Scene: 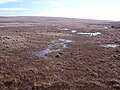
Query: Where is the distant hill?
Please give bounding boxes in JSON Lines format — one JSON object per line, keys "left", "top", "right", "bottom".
{"left": 0, "top": 16, "right": 113, "bottom": 24}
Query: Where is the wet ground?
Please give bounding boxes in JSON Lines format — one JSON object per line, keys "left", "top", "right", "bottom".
{"left": 32, "top": 39, "right": 72, "bottom": 59}
{"left": 0, "top": 16, "right": 120, "bottom": 90}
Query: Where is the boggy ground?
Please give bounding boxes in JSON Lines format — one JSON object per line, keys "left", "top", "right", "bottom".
{"left": 0, "top": 17, "right": 120, "bottom": 90}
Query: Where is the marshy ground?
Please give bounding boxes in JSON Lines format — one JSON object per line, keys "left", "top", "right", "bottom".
{"left": 0, "top": 17, "right": 120, "bottom": 90}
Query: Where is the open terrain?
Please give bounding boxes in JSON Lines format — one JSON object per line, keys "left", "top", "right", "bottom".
{"left": 0, "top": 16, "right": 120, "bottom": 90}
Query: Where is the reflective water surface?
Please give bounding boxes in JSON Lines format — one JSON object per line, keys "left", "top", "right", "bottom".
{"left": 32, "top": 39, "right": 72, "bottom": 59}
{"left": 77, "top": 32, "right": 101, "bottom": 36}
{"left": 100, "top": 44, "right": 119, "bottom": 48}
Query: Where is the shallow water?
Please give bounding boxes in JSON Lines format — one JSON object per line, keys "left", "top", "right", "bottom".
{"left": 100, "top": 44, "right": 119, "bottom": 48}
{"left": 32, "top": 47, "right": 51, "bottom": 58}
{"left": 32, "top": 46, "right": 61, "bottom": 59}
{"left": 77, "top": 32, "right": 101, "bottom": 36}
{"left": 58, "top": 39, "right": 72, "bottom": 43}
{"left": 32, "top": 39, "right": 72, "bottom": 59}
{"left": 71, "top": 30, "right": 77, "bottom": 33}
{"left": 61, "top": 28, "right": 69, "bottom": 31}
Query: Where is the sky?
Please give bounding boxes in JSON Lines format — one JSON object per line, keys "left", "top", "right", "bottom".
{"left": 0, "top": 0, "right": 120, "bottom": 21}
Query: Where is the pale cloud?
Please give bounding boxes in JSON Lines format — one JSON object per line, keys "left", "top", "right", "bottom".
{"left": 48, "top": 0, "right": 67, "bottom": 7}
{"left": 0, "top": 11, "right": 15, "bottom": 15}
{"left": 32, "top": 1, "right": 42, "bottom": 4}
{"left": 0, "top": 0, "right": 23, "bottom": 4}
{"left": 0, "top": 8, "right": 30, "bottom": 11}
{"left": 0, "top": 0, "right": 119, "bottom": 21}
{"left": 33, "top": 6, "right": 120, "bottom": 21}
{"left": 48, "top": 0, "right": 79, "bottom": 7}
{"left": 35, "top": 0, "right": 120, "bottom": 21}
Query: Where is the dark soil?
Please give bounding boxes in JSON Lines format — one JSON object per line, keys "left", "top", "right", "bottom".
{"left": 0, "top": 16, "right": 120, "bottom": 90}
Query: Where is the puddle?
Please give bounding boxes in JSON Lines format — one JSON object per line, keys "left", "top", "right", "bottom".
{"left": 77, "top": 32, "right": 101, "bottom": 36}
{"left": 58, "top": 39, "right": 72, "bottom": 48}
{"left": 32, "top": 47, "right": 51, "bottom": 59}
{"left": 61, "top": 28, "right": 69, "bottom": 31}
{"left": 32, "top": 39, "right": 72, "bottom": 59}
{"left": 32, "top": 46, "right": 61, "bottom": 59}
{"left": 100, "top": 44, "right": 119, "bottom": 48}
{"left": 71, "top": 30, "right": 77, "bottom": 33}
{"left": 58, "top": 39, "right": 72, "bottom": 43}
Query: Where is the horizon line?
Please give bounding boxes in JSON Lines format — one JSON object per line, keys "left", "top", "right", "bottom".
{"left": 0, "top": 16, "right": 118, "bottom": 22}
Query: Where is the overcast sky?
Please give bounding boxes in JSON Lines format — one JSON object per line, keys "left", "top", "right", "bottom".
{"left": 0, "top": 0, "right": 120, "bottom": 21}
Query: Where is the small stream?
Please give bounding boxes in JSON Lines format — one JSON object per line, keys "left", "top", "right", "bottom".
{"left": 77, "top": 32, "right": 101, "bottom": 36}
{"left": 100, "top": 44, "right": 120, "bottom": 48}
{"left": 32, "top": 39, "right": 72, "bottom": 59}
{"left": 60, "top": 28, "right": 101, "bottom": 36}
